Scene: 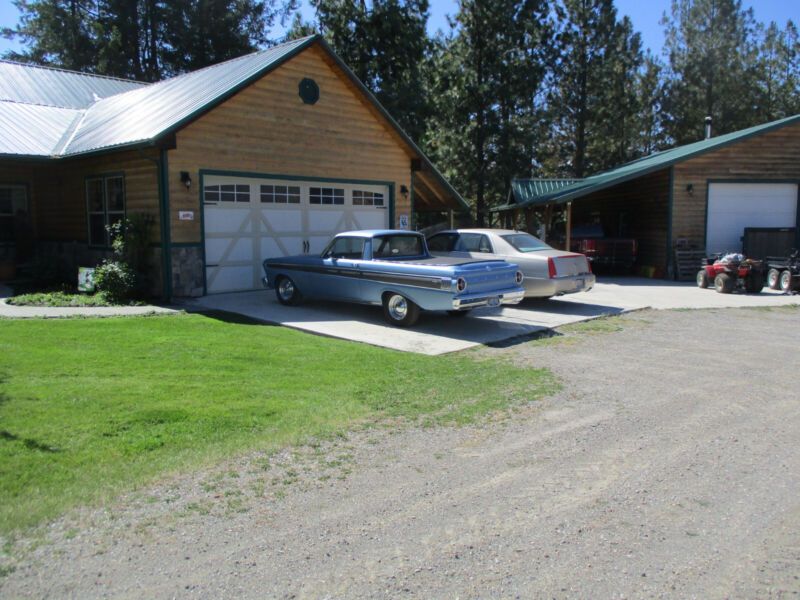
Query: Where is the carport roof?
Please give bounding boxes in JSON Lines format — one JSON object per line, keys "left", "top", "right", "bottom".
{"left": 495, "top": 113, "right": 800, "bottom": 212}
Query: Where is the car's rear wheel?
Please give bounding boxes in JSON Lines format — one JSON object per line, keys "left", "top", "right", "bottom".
{"left": 780, "top": 270, "right": 795, "bottom": 292}
{"left": 714, "top": 273, "right": 734, "bottom": 294}
{"left": 275, "top": 275, "right": 302, "bottom": 306}
{"left": 767, "top": 268, "right": 782, "bottom": 290}
{"left": 382, "top": 293, "right": 420, "bottom": 327}
{"left": 447, "top": 309, "right": 471, "bottom": 317}
{"left": 696, "top": 269, "right": 709, "bottom": 288}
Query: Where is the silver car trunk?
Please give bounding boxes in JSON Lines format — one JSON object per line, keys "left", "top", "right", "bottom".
{"left": 552, "top": 254, "right": 590, "bottom": 277}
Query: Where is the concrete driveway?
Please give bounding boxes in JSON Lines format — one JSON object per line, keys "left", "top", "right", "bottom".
{"left": 185, "top": 277, "right": 799, "bottom": 355}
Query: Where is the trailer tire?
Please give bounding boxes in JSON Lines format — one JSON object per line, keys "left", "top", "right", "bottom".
{"left": 714, "top": 273, "right": 734, "bottom": 294}
{"left": 767, "top": 268, "right": 782, "bottom": 290}
{"left": 780, "top": 270, "right": 795, "bottom": 292}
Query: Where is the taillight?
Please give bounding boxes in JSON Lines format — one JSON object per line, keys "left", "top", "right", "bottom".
{"left": 548, "top": 257, "right": 556, "bottom": 279}
{"left": 456, "top": 277, "right": 467, "bottom": 292}
{"left": 515, "top": 271, "right": 524, "bottom": 284}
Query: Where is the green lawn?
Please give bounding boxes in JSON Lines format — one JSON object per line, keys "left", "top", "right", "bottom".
{"left": 0, "top": 313, "right": 555, "bottom": 535}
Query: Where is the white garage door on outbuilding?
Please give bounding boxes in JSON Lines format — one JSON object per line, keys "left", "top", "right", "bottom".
{"left": 202, "top": 173, "right": 390, "bottom": 294}
{"left": 706, "top": 182, "right": 798, "bottom": 255}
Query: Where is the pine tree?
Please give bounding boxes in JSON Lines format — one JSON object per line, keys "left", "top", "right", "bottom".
{"left": 660, "top": 0, "right": 760, "bottom": 144}
{"left": 754, "top": 20, "right": 800, "bottom": 121}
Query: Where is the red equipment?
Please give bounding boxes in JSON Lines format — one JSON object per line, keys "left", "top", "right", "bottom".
{"left": 696, "top": 253, "right": 764, "bottom": 294}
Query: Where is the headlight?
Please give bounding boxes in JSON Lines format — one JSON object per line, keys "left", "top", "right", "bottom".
{"left": 515, "top": 271, "right": 524, "bottom": 284}
{"left": 456, "top": 277, "right": 467, "bottom": 292}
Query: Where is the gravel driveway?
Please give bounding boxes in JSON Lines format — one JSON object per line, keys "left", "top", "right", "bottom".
{"left": 3, "top": 307, "right": 799, "bottom": 599}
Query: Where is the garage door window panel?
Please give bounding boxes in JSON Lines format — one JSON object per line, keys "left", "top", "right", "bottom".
{"left": 205, "top": 184, "right": 250, "bottom": 203}
{"left": 352, "top": 190, "right": 384, "bottom": 207}
{"left": 310, "top": 187, "right": 344, "bottom": 205}
{"left": 261, "top": 185, "right": 300, "bottom": 204}
{"left": 86, "top": 175, "right": 125, "bottom": 247}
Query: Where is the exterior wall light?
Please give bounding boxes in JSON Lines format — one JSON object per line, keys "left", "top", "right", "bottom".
{"left": 180, "top": 171, "right": 192, "bottom": 189}
{"left": 686, "top": 183, "right": 693, "bottom": 196}
{"left": 400, "top": 184, "right": 409, "bottom": 200}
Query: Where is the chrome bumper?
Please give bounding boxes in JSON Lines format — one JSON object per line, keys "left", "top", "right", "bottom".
{"left": 452, "top": 289, "right": 525, "bottom": 310}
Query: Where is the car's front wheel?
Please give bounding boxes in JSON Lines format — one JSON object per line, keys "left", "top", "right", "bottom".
{"left": 382, "top": 292, "right": 420, "bottom": 327}
{"left": 275, "top": 275, "right": 302, "bottom": 306}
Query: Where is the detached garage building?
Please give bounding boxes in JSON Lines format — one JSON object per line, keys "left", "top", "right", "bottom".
{"left": 0, "top": 35, "right": 467, "bottom": 297}
{"left": 496, "top": 115, "right": 800, "bottom": 277}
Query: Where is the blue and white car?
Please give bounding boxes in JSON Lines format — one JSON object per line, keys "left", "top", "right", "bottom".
{"left": 262, "top": 230, "right": 525, "bottom": 327}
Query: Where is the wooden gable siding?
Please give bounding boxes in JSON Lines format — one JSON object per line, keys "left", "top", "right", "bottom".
{"left": 168, "top": 44, "right": 412, "bottom": 244}
{"left": 672, "top": 120, "right": 800, "bottom": 248}
{"left": 572, "top": 168, "right": 670, "bottom": 269}
{"left": 0, "top": 150, "right": 160, "bottom": 243}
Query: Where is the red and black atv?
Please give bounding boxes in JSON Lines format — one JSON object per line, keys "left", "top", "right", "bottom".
{"left": 696, "top": 253, "right": 765, "bottom": 294}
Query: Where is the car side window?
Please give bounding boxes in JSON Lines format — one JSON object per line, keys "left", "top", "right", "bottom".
{"left": 324, "top": 237, "right": 365, "bottom": 259}
{"left": 455, "top": 233, "right": 493, "bottom": 253}
{"left": 427, "top": 233, "right": 459, "bottom": 252}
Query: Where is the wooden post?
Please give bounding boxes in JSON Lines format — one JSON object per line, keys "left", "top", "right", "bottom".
{"left": 448, "top": 209, "right": 454, "bottom": 229}
{"left": 565, "top": 201, "right": 573, "bottom": 252}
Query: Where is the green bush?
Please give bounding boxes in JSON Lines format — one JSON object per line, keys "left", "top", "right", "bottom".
{"left": 93, "top": 260, "right": 136, "bottom": 303}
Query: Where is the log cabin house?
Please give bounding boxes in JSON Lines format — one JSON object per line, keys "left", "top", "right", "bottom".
{"left": 0, "top": 35, "right": 468, "bottom": 298}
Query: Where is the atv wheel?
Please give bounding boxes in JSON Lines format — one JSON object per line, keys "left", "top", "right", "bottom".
{"left": 767, "top": 268, "right": 782, "bottom": 290}
{"left": 696, "top": 270, "right": 709, "bottom": 288}
{"left": 780, "top": 270, "right": 795, "bottom": 292}
{"left": 745, "top": 272, "right": 764, "bottom": 294}
{"left": 714, "top": 272, "right": 734, "bottom": 294}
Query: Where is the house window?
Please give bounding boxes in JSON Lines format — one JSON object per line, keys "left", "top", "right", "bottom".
{"left": 0, "top": 185, "right": 27, "bottom": 243}
{"left": 203, "top": 184, "right": 250, "bottom": 203}
{"left": 86, "top": 175, "right": 125, "bottom": 247}
{"left": 309, "top": 187, "right": 344, "bottom": 205}
{"left": 352, "top": 190, "right": 384, "bottom": 207}
{"left": 260, "top": 185, "right": 300, "bottom": 204}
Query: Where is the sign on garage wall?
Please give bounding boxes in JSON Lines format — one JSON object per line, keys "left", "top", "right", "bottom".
{"left": 202, "top": 174, "right": 391, "bottom": 294}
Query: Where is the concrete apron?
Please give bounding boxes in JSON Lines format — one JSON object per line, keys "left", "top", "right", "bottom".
{"left": 184, "top": 277, "right": 799, "bottom": 356}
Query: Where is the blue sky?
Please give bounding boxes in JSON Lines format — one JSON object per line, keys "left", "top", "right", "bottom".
{"left": 1, "top": 0, "right": 798, "bottom": 58}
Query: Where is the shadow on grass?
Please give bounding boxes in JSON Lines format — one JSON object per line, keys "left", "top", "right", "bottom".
{"left": 184, "top": 308, "right": 279, "bottom": 327}
{"left": 0, "top": 430, "right": 60, "bottom": 453}
{"left": 486, "top": 329, "right": 564, "bottom": 349}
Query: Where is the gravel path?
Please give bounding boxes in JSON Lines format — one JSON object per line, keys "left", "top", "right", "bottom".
{"left": 2, "top": 308, "right": 799, "bottom": 599}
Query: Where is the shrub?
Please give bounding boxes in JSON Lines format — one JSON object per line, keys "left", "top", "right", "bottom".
{"left": 93, "top": 260, "right": 136, "bottom": 303}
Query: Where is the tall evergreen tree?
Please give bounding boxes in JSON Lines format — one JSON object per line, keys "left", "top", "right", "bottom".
{"left": 425, "top": 0, "right": 551, "bottom": 226}
{"left": 3, "top": 0, "right": 296, "bottom": 80}
{"left": 542, "top": 0, "right": 643, "bottom": 178}
{"left": 306, "top": 0, "right": 431, "bottom": 141}
{"left": 660, "top": 0, "right": 760, "bottom": 144}
{"left": 754, "top": 20, "right": 800, "bottom": 121}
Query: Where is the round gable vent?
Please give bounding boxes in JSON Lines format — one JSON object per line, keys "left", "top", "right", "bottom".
{"left": 299, "top": 78, "right": 320, "bottom": 105}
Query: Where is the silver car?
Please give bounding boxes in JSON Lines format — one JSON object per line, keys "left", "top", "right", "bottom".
{"left": 427, "top": 229, "right": 595, "bottom": 299}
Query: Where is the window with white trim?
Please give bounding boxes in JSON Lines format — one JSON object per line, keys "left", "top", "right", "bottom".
{"left": 86, "top": 175, "right": 125, "bottom": 247}
{"left": 260, "top": 184, "right": 300, "bottom": 204}
{"left": 352, "top": 190, "right": 384, "bottom": 207}
{"left": 309, "top": 187, "right": 344, "bottom": 205}
{"left": 203, "top": 184, "right": 250, "bottom": 203}
{"left": 0, "top": 185, "right": 27, "bottom": 243}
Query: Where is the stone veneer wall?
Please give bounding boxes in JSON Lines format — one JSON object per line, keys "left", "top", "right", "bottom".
{"left": 170, "top": 246, "right": 204, "bottom": 297}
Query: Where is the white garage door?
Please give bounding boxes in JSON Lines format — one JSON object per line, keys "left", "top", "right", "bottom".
{"left": 706, "top": 183, "right": 797, "bottom": 254}
{"left": 203, "top": 174, "right": 390, "bottom": 293}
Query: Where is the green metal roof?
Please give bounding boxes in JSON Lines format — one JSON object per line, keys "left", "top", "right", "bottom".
{"left": 509, "top": 178, "right": 582, "bottom": 205}
{"left": 495, "top": 113, "right": 800, "bottom": 212}
{"left": 0, "top": 35, "right": 467, "bottom": 211}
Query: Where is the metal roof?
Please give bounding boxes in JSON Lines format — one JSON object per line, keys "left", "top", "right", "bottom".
{"left": 509, "top": 178, "right": 583, "bottom": 205}
{"left": 64, "top": 36, "right": 314, "bottom": 155}
{"left": 0, "top": 102, "right": 81, "bottom": 156}
{"left": 0, "top": 35, "right": 468, "bottom": 211}
{"left": 495, "top": 113, "right": 800, "bottom": 212}
{"left": 0, "top": 60, "right": 145, "bottom": 109}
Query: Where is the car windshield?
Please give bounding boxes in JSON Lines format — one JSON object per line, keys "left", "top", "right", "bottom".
{"left": 501, "top": 233, "right": 551, "bottom": 252}
{"left": 372, "top": 234, "right": 425, "bottom": 259}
